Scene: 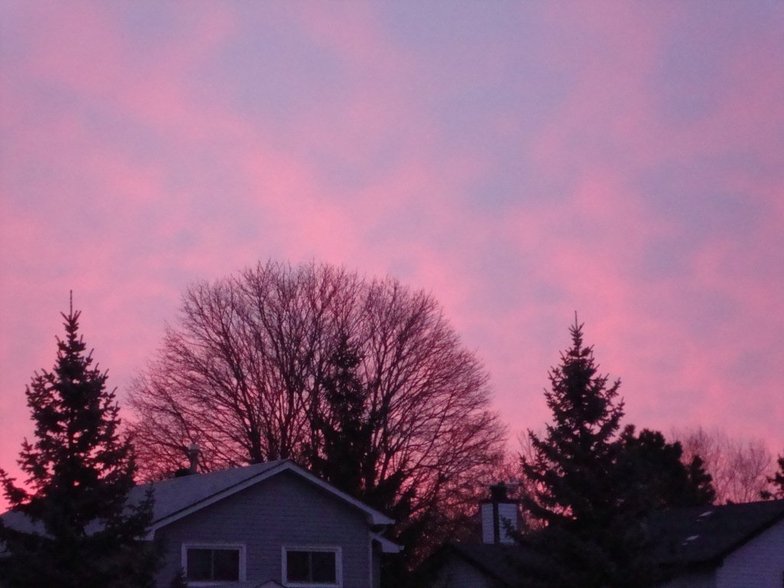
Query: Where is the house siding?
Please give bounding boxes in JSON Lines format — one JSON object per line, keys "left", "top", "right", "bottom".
{"left": 372, "top": 542, "right": 382, "bottom": 588}
{"left": 154, "top": 470, "right": 372, "bottom": 588}
{"left": 657, "top": 518, "right": 784, "bottom": 588}
{"left": 716, "top": 518, "right": 784, "bottom": 588}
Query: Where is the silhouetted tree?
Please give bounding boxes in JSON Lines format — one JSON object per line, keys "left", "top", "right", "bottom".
{"left": 0, "top": 305, "right": 158, "bottom": 587}
{"left": 520, "top": 319, "right": 655, "bottom": 588}
{"left": 762, "top": 454, "right": 784, "bottom": 499}
{"left": 311, "top": 333, "right": 372, "bottom": 500}
{"left": 684, "top": 454, "right": 716, "bottom": 504}
{"left": 617, "top": 426, "right": 715, "bottom": 509}
{"left": 129, "top": 260, "right": 505, "bottom": 574}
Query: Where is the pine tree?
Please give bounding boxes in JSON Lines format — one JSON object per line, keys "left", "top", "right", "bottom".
{"left": 309, "top": 333, "right": 420, "bottom": 588}
{"left": 520, "top": 319, "right": 654, "bottom": 588}
{"left": 684, "top": 454, "right": 716, "bottom": 504}
{"left": 0, "top": 305, "right": 158, "bottom": 587}
{"left": 617, "top": 426, "right": 715, "bottom": 510}
{"left": 762, "top": 454, "right": 784, "bottom": 499}
{"left": 312, "top": 333, "right": 373, "bottom": 499}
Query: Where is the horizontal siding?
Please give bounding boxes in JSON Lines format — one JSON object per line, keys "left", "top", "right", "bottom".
{"left": 717, "top": 518, "right": 784, "bottom": 588}
{"left": 154, "top": 471, "right": 372, "bottom": 588}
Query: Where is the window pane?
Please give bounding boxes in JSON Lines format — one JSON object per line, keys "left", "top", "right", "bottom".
{"left": 186, "top": 548, "right": 213, "bottom": 581}
{"left": 213, "top": 549, "right": 240, "bottom": 581}
{"left": 287, "top": 550, "right": 310, "bottom": 582}
{"left": 311, "top": 551, "right": 336, "bottom": 583}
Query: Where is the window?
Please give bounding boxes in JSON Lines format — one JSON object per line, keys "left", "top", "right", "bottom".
{"left": 283, "top": 547, "right": 341, "bottom": 587}
{"left": 183, "top": 544, "right": 245, "bottom": 584}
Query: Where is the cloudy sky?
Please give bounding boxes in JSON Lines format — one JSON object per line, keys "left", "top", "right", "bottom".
{"left": 2, "top": 2, "right": 783, "bottom": 496}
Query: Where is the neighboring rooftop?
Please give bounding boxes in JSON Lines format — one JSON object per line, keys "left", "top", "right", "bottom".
{"left": 431, "top": 498, "right": 784, "bottom": 585}
{"left": 649, "top": 498, "right": 784, "bottom": 567}
{"left": 432, "top": 542, "right": 542, "bottom": 587}
{"left": 448, "top": 543, "right": 524, "bottom": 587}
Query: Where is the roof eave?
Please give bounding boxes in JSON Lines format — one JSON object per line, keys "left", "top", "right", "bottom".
{"left": 147, "top": 460, "right": 394, "bottom": 537}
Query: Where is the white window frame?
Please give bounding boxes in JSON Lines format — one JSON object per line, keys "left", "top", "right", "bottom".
{"left": 181, "top": 543, "right": 247, "bottom": 585}
{"left": 281, "top": 545, "right": 343, "bottom": 588}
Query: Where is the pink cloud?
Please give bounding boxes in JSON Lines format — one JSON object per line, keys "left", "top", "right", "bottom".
{"left": 2, "top": 2, "right": 783, "bottom": 513}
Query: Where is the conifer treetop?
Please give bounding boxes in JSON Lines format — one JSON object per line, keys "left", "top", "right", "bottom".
{"left": 0, "top": 305, "right": 159, "bottom": 587}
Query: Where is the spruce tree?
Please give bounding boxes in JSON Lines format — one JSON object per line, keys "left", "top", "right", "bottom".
{"left": 312, "top": 333, "right": 373, "bottom": 499}
{"left": 617, "top": 426, "right": 715, "bottom": 510}
{"left": 0, "top": 305, "right": 158, "bottom": 587}
{"left": 310, "top": 333, "right": 419, "bottom": 588}
{"left": 683, "top": 455, "right": 716, "bottom": 505}
{"left": 520, "top": 319, "right": 653, "bottom": 588}
{"left": 763, "top": 454, "right": 784, "bottom": 499}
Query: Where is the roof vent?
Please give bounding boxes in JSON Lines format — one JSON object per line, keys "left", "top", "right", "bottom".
{"left": 187, "top": 443, "right": 200, "bottom": 474}
{"left": 173, "top": 443, "right": 201, "bottom": 478}
{"left": 682, "top": 534, "right": 700, "bottom": 545}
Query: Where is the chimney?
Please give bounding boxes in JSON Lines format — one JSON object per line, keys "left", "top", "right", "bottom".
{"left": 187, "top": 443, "right": 200, "bottom": 474}
{"left": 480, "top": 482, "right": 519, "bottom": 544}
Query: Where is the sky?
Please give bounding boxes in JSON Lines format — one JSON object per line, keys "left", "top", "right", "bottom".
{"left": 1, "top": 1, "right": 783, "bottom": 501}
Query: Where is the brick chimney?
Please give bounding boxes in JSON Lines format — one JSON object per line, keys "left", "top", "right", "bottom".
{"left": 480, "top": 482, "right": 519, "bottom": 544}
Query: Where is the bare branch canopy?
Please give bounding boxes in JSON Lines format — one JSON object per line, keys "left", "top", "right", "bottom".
{"left": 128, "top": 260, "right": 505, "bottom": 564}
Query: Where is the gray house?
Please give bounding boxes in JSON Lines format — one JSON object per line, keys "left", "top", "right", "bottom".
{"left": 428, "top": 483, "right": 529, "bottom": 588}
{"left": 3, "top": 459, "right": 399, "bottom": 587}
{"left": 650, "top": 498, "right": 784, "bottom": 588}
{"left": 144, "top": 460, "right": 399, "bottom": 587}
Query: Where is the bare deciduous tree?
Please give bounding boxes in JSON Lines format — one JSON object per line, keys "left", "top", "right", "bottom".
{"left": 673, "top": 427, "right": 773, "bottom": 503}
{"left": 128, "top": 260, "right": 505, "bottom": 566}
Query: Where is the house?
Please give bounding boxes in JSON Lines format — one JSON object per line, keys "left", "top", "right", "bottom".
{"left": 426, "top": 483, "right": 531, "bottom": 588}
{"left": 2, "top": 459, "right": 399, "bottom": 587}
{"left": 428, "top": 486, "right": 784, "bottom": 588}
{"left": 426, "top": 543, "right": 529, "bottom": 588}
{"left": 650, "top": 498, "right": 784, "bottom": 588}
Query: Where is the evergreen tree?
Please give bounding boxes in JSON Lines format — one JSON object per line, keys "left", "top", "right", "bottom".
{"left": 520, "top": 319, "right": 654, "bottom": 588}
{"left": 684, "top": 454, "right": 716, "bottom": 504}
{"left": 0, "top": 306, "right": 158, "bottom": 587}
{"left": 311, "top": 333, "right": 373, "bottom": 500}
{"left": 617, "top": 426, "right": 715, "bottom": 510}
{"left": 310, "top": 334, "right": 417, "bottom": 588}
{"left": 762, "top": 454, "right": 784, "bottom": 499}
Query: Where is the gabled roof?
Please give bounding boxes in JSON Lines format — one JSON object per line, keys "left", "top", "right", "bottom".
{"left": 427, "top": 543, "right": 544, "bottom": 588}
{"left": 445, "top": 543, "right": 532, "bottom": 587}
{"left": 648, "top": 498, "right": 784, "bottom": 567}
{"left": 2, "top": 460, "right": 394, "bottom": 540}
{"left": 129, "top": 459, "right": 394, "bottom": 536}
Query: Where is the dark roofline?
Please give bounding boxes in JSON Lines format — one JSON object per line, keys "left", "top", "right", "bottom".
{"left": 438, "top": 543, "right": 538, "bottom": 588}
{"left": 449, "top": 544, "right": 511, "bottom": 585}
{"left": 696, "top": 499, "right": 784, "bottom": 565}
{"left": 431, "top": 500, "right": 784, "bottom": 585}
{"left": 651, "top": 498, "right": 784, "bottom": 568}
